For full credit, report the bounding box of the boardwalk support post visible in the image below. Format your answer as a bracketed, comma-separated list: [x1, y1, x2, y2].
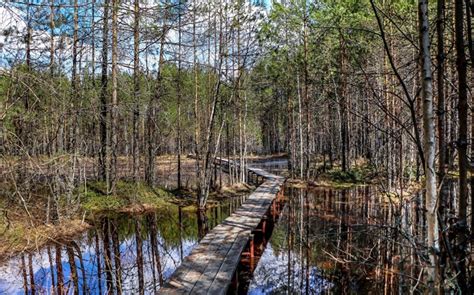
[262, 216, 267, 234]
[231, 271, 239, 290]
[249, 233, 254, 258]
[272, 201, 276, 220]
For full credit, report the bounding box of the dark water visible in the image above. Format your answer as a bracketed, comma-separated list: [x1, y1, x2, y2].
[241, 183, 463, 294]
[0, 196, 248, 294]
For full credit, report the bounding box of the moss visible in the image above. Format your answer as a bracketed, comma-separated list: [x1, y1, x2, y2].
[306, 162, 377, 189]
[80, 181, 175, 213]
[82, 195, 126, 212]
[329, 169, 362, 183]
[326, 180, 360, 189]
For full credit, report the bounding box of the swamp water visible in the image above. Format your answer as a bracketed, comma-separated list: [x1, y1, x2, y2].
[0, 196, 248, 294]
[241, 183, 462, 294]
[0, 177, 462, 294]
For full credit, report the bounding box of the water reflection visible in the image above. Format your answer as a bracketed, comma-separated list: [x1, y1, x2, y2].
[246, 185, 455, 294]
[0, 196, 247, 294]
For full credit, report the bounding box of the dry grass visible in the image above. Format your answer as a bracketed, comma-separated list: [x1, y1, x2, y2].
[0, 219, 90, 263]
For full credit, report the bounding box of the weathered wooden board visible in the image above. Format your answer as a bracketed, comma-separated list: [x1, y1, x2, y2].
[159, 160, 284, 294]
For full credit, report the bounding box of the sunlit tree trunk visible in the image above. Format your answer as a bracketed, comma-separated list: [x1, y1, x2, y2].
[339, 32, 349, 172]
[177, 0, 183, 190]
[109, 0, 119, 194]
[303, 4, 310, 179]
[436, 0, 446, 185]
[467, 0, 474, 271]
[132, 0, 140, 182]
[71, 0, 79, 153]
[418, 0, 439, 288]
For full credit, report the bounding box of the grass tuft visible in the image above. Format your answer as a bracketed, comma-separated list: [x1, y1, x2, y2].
[80, 181, 175, 214]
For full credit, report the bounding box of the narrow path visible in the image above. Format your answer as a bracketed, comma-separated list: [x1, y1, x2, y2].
[159, 159, 285, 294]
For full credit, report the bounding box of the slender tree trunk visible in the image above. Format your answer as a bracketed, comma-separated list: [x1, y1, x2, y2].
[21, 0, 32, 158]
[297, 74, 304, 179]
[71, 0, 79, 153]
[418, 0, 439, 288]
[339, 33, 348, 172]
[145, 21, 166, 186]
[436, 0, 449, 288]
[466, 0, 474, 267]
[465, 0, 473, 67]
[177, 1, 182, 190]
[132, 0, 140, 182]
[91, 0, 97, 164]
[370, 0, 426, 171]
[303, 7, 310, 179]
[91, 0, 95, 83]
[437, 0, 446, 182]
[109, 0, 119, 194]
[49, 0, 55, 76]
[99, 0, 109, 183]
[454, 0, 469, 291]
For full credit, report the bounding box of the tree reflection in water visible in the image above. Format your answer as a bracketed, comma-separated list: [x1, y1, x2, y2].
[1, 182, 460, 294]
[0, 195, 246, 294]
[246, 184, 459, 294]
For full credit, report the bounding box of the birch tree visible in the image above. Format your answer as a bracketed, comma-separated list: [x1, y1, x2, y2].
[418, 0, 439, 287]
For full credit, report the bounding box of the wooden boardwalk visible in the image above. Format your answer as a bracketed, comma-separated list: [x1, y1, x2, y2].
[159, 159, 285, 294]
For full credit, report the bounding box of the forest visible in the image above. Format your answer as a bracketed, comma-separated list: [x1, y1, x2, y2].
[0, 0, 473, 293]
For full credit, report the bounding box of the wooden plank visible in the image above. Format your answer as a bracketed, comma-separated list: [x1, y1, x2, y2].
[206, 232, 249, 295]
[161, 196, 265, 293]
[159, 160, 284, 294]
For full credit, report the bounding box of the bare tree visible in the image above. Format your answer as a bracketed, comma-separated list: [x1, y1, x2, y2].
[418, 0, 439, 287]
[454, 0, 469, 291]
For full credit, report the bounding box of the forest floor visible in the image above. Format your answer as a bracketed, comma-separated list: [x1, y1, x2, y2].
[286, 158, 377, 189]
[287, 158, 426, 202]
[0, 155, 254, 262]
